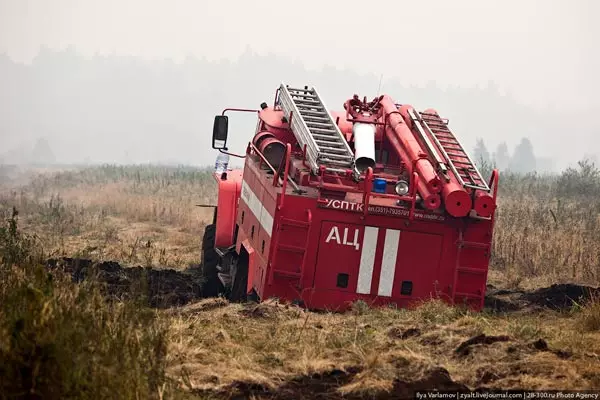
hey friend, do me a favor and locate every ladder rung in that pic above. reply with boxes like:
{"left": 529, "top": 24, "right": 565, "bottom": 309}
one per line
{"left": 311, "top": 127, "right": 337, "bottom": 134}
{"left": 291, "top": 92, "right": 316, "bottom": 99}
{"left": 321, "top": 153, "right": 354, "bottom": 160}
{"left": 320, "top": 158, "right": 353, "bottom": 166}
{"left": 313, "top": 134, "right": 340, "bottom": 141}
{"left": 298, "top": 110, "right": 327, "bottom": 117}
{"left": 444, "top": 146, "right": 463, "bottom": 153}
{"left": 297, "top": 104, "right": 324, "bottom": 110}
{"left": 465, "top": 184, "right": 489, "bottom": 191}
{"left": 316, "top": 140, "right": 344, "bottom": 147}
{"left": 461, "top": 175, "right": 485, "bottom": 184}
{"left": 295, "top": 99, "right": 321, "bottom": 105}
{"left": 441, "top": 145, "right": 462, "bottom": 151}
{"left": 447, "top": 152, "right": 468, "bottom": 158}
{"left": 286, "top": 87, "right": 313, "bottom": 93}
{"left": 438, "top": 139, "right": 459, "bottom": 145}
{"left": 304, "top": 116, "right": 330, "bottom": 122}
{"left": 460, "top": 169, "right": 481, "bottom": 177}
{"left": 306, "top": 121, "right": 334, "bottom": 129}
{"left": 319, "top": 146, "right": 348, "bottom": 153}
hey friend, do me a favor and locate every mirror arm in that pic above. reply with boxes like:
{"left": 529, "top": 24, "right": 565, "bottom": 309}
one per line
{"left": 221, "top": 108, "right": 259, "bottom": 116}
{"left": 218, "top": 148, "right": 246, "bottom": 159}
{"left": 211, "top": 108, "right": 261, "bottom": 159}
{"left": 216, "top": 108, "right": 260, "bottom": 159}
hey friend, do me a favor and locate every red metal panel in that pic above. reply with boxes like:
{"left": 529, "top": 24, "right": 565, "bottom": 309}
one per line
{"left": 214, "top": 170, "right": 242, "bottom": 247}
{"left": 240, "top": 239, "right": 256, "bottom": 293}
{"left": 313, "top": 221, "right": 363, "bottom": 293}
{"left": 234, "top": 155, "right": 493, "bottom": 311}
{"left": 392, "top": 231, "right": 444, "bottom": 300}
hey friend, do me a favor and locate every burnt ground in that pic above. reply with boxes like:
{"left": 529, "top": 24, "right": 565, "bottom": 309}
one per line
{"left": 44, "top": 257, "right": 600, "bottom": 398}
{"left": 45, "top": 257, "right": 205, "bottom": 308}
{"left": 484, "top": 283, "right": 600, "bottom": 313}
{"left": 46, "top": 257, "right": 600, "bottom": 312}
{"left": 190, "top": 366, "right": 470, "bottom": 400}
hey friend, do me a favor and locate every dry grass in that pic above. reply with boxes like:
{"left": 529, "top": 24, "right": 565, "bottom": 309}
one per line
{"left": 165, "top": 298, "right": 600, "bottom": 395}
{"left": 0, "top": 165, "right": 217, "bottom": 268}
{"left": 1, "top": 163, "right": 599, "bottom": 397}
{"left": 0, "top": 211, "right": 174, "bottom": 399}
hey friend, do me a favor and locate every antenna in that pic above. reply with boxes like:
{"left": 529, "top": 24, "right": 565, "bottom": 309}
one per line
{"left": 376, "top": 73, "right": 384, "bottom": 96}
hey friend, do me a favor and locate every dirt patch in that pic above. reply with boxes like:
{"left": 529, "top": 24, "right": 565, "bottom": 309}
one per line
{"left": 388, "top": 327, "right": 421, "bottom": 340}
{"left": 524, "top": 284, "right": 600, "bottom": 310}
{"left": 485, "top": 284, "right": 600, "bottom": 312}
{"left": 190, "top": 366, "right": 468, "bottom": 399}
{"left": 455, "top": 334, "right": 511, "bottom": 357}
{"left": 46, "top": 257, "right": 204, "bottom": 308}
{"left": 531, "top": 338, "right": 573, "bottom": 359}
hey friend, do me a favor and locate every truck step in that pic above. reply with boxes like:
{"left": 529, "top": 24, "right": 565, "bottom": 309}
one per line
{"left": 279, "top": 217, "right": 310, "bottom": 228}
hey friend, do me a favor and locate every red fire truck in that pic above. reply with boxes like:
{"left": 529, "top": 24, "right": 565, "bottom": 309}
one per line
{"left": 200, "top": 83, "right": 499, "bottom": 311}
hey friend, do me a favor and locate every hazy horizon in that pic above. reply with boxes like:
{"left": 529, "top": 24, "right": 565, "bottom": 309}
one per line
{"left": 1, "top": 0, "right": 597, "bottom": 171}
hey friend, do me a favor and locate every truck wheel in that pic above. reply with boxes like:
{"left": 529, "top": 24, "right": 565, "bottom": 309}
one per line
{"left": 228, "top": 251, "right": 249, "bottom": 303}
{"left": 200, "top": 224, "right": 223, "bottom": 297}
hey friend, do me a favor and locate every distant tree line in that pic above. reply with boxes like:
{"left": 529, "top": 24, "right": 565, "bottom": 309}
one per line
{"left": 0, "top": 46, "right": 597, "bottom": 168}
{"left": 472, "top": 137, "right": 537, "bottom": 174}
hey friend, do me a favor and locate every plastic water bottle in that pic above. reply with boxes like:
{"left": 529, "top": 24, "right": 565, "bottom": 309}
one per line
{"left": 215, "top": 152, "right": 229, "bottom": 174}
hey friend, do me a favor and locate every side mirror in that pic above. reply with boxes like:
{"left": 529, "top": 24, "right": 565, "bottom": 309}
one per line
{"left": 212, "top": 115, "right": 229, "bottom": 149}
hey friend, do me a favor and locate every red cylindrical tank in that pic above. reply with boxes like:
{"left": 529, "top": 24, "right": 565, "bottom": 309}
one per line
{"left": 473, "top": 191, "right": 495, "bottom": 217}
{"left": 379, "top": 96, "right": 442, "bottom": 196}
{"left": 398, "top": 105, "right": 414, "bottom": 130}
{"left": 259, "top": 138, "right": 286, "bottom": 170}
{"left": 253, "top": 131, "right": 275, "bottom": 148}
{"left": 419, "top": 184, "right": 442, "bottom": 210}
{"left": 442, "top": 175, "right": 473, "bottom": 217}
{"left": 253, "top": 130, "right": 286, "bottom": 170}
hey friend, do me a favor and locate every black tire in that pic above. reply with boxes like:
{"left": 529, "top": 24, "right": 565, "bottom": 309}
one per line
{"left": 229, "top": 252, "right": 249, "bottom": 303}
{"left": 200, "top": 224, "right": 223, "bottom": 297}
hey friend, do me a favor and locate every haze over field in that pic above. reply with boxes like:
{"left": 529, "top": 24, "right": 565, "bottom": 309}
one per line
{"left": 0, "top": 0, "right": 597, "bottom": 170}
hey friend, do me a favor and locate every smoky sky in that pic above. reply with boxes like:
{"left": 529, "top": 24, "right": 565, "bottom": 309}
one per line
{"left": 1, "top": 0, "right": 597, "bottom": 110}
{"left": 0, "top": 0, "right": 598, "bottom": 168}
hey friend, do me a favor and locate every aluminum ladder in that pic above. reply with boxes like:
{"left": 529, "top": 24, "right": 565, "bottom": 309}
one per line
{"left": 417, "top": 111, "right": 490, "bottom": 192}
{"left": 277, "top": 83, "right": 355, "bottom": 174}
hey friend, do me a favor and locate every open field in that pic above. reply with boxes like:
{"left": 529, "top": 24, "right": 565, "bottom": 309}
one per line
{"left": 1, "top": 163, "right": 599, "bottom": 399}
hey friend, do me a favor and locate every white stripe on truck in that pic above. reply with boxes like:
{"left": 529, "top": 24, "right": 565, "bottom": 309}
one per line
{"left": 356, "top": 226, "right": 379, "bottom": 294}
{"left": 240, "top": 179, "right": 273, "bottom": 236}
{"left": 377, "top": 229, "right": 401, "bottom": 297}
{"left": 356, "top": 226, "right": 401, "bottom": 297}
